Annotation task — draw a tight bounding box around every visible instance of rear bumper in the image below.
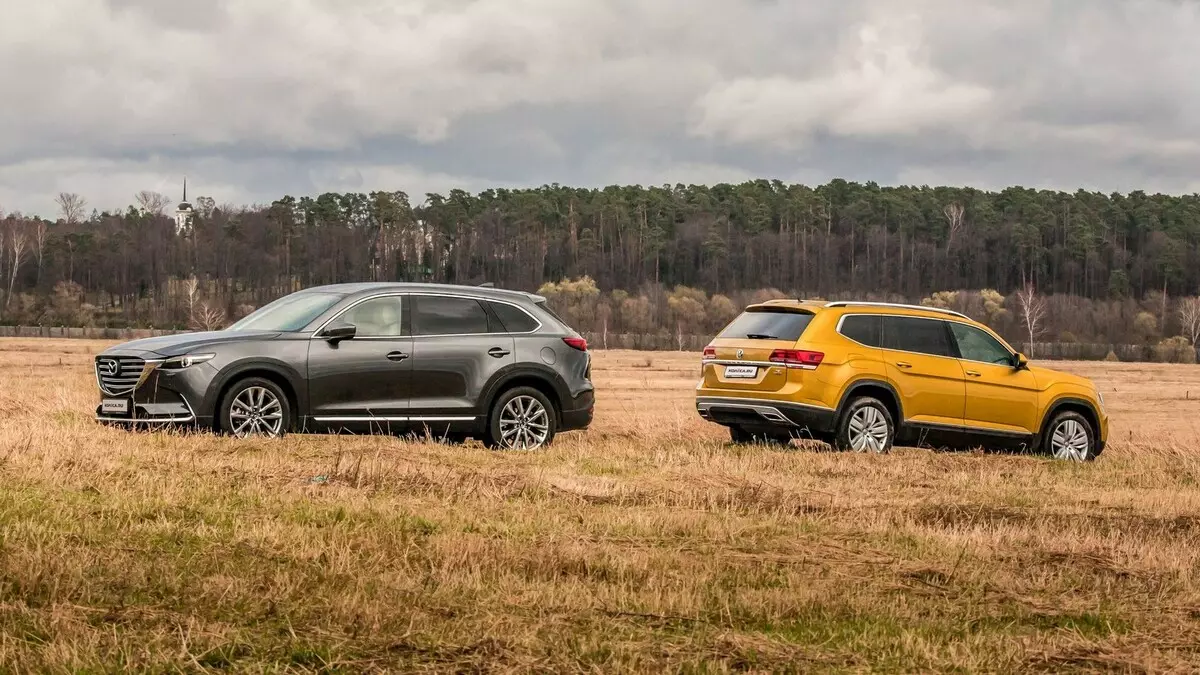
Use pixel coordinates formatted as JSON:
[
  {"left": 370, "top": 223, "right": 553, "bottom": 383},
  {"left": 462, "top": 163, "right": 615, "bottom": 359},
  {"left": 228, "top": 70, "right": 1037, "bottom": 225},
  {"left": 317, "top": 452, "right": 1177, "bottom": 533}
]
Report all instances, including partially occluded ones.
[
  {"left": 560, "top": 389, "right": 595, "bottom": 432},
  {"left": 696, "top": 396, "right": 837, "bottom": 435}
]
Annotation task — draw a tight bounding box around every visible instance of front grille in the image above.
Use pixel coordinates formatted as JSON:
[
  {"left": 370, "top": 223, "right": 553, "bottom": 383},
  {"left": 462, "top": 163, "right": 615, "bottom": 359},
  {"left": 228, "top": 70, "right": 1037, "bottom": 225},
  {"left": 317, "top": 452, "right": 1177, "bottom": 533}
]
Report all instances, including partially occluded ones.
[{"left": 96, "top": 356, "right": 147, "bottom": 395}]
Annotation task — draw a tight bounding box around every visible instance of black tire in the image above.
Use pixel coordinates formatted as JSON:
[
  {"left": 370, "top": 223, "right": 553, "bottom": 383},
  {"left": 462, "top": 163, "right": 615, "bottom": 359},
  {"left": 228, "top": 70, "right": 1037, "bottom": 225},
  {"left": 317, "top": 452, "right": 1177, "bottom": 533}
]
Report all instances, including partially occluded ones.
[
  {"left": 729, "top": 426, "right": 793, "bottom": 445},
  {"left": 833, "top": 396, "right": 894, "bottom": 453},
  {"left": 484, "top": 386, "right": 558, "bottom": 450},
  {"left": 1040, "top": 410, "right": 1100, "bottom": 462},
  {"left": 218, "top": 377, "right": 291, "bottom": 439}
]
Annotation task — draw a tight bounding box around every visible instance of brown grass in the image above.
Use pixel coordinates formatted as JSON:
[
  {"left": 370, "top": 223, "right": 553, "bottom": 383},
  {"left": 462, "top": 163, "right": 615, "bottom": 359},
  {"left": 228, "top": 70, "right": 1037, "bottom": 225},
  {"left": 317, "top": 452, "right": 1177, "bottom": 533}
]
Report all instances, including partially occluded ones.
[{"left": 2, "top": 338, "right": 1200, "bottom": 672}]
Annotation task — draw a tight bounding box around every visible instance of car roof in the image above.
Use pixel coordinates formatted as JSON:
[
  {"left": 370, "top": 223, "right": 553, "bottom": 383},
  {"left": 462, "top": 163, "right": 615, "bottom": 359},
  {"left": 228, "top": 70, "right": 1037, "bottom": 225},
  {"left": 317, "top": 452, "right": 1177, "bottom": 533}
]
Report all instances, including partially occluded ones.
[
  {"left": 748, "top": 298, "right": 972, "bottom": 322},
  {"left": 298, "top": 282, "right": 546, "bottom": 303}
]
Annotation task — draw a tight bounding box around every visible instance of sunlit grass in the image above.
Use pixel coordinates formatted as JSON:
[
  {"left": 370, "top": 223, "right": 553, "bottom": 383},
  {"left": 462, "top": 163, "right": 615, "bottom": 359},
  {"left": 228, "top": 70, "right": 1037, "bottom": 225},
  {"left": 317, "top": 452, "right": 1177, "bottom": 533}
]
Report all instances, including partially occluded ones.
[{"left": 1, "top": 339, "right": 1199, "bottom": 671}]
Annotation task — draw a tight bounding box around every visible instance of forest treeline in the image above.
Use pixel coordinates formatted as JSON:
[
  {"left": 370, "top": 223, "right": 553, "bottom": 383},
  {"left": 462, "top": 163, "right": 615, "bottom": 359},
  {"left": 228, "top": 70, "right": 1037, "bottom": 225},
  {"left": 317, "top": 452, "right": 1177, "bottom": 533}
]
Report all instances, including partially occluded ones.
[{"left": 0, "top": 180, "right": 1198, "bottom": 352}]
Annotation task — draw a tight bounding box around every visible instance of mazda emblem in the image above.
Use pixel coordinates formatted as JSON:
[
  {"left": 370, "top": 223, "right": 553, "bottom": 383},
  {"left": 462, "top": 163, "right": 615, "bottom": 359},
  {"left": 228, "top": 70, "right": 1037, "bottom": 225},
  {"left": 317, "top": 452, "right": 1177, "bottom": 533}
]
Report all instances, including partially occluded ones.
[
  {"left": 99, "top": 359, "right": 119, "bottom": 376},
  {"left": 736, "top": 349, "right": 744, "bottom": 359}
]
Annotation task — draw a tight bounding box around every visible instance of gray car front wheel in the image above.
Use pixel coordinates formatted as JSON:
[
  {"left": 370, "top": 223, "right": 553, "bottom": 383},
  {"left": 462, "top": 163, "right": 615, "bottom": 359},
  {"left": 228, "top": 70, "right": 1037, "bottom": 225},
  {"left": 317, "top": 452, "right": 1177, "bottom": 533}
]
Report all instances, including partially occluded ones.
[{"left": 220, "top": 377, "right": 290, "bottom": 439}]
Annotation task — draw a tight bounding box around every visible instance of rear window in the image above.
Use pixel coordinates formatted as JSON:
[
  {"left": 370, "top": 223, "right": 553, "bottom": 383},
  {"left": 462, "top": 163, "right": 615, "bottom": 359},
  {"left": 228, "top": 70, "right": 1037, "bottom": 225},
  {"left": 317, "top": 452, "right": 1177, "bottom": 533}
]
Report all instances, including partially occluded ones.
[
  {"left": 487, "top": 301, "right": 540, "bottom": 333},
  {"left": 839, "top": 314, "right": 882, "bottom": 347},
  {"left": 717, "top": 309, "right": 814, "bottom": 341},
  {"left": 536, "top": 301, "right": 568, "bottom": 327}
]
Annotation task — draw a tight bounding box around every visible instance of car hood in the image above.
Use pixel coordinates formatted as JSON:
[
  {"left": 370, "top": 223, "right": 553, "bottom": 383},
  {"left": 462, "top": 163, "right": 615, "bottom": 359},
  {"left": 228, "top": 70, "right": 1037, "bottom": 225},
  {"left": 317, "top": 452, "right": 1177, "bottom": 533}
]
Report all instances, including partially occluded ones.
[
  {"left": 1028, "top": 364, "right": 1094, "bottom": 392},
  {"left": 100, "top": 330, "right": 282, "bottom": 357}
]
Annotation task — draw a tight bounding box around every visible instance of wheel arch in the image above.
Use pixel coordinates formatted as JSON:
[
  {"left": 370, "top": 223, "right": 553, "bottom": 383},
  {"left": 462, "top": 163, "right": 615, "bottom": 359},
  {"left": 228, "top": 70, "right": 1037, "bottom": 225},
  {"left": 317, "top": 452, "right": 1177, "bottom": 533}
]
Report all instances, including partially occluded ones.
[
  {"left": 205, "top": 361, "right": 304, "bottom": 431},
  {"left": 1037, "top": 396, "right": 1101, "bottom": 451},
  {"left": 836, "top": 378, "right": 904, "bottom": 427},
  {"left": 480, "top": 364, "right": 569, "bottom": 424}
]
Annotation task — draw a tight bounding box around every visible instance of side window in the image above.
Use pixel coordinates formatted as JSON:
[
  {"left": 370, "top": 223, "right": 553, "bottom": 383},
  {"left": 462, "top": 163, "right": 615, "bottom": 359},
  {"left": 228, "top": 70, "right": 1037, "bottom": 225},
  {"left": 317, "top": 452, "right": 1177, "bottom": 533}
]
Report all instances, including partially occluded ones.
[
  {"left": 413, "top": 295, "right": 490, "bottom": 336},
  {"left": 949, "top": 322, "right": 1013, "bottom": 365},
  {"left": 340, "top": 296, "right": 406, "bottom": 337},
  {"left": 882, "top": 316, "right": 957, "bottom": 358},
  {"left": 487, "top": 301, "right": 539, "bottom": 333},
  {"left": 839, "top": 314, "right": 882, "bottom": 347}
]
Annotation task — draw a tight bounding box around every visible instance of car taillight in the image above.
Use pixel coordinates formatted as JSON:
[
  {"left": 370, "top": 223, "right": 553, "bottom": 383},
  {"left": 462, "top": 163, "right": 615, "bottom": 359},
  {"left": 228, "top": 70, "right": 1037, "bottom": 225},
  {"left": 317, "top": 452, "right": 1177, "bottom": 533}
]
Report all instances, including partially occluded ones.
[
  {"left": 563, "top": 336, "right": 587, "bottom": 351},
  {"left": 769, "top": 349, "right": 824, "bottom": 368},
  {"left": 702, "top": 346, "right": 716, "bottom": 361}
]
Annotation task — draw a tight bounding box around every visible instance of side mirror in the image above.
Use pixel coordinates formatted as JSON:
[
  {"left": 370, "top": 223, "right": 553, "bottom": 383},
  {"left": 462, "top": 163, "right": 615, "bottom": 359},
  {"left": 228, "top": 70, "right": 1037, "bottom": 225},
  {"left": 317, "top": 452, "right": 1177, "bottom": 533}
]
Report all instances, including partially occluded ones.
[
  {"left": 321, "top": 321, "right": 356, "bottom": 343},
  {"left": 1013, "top": 352, "right": 1028, "bottom": 370}
]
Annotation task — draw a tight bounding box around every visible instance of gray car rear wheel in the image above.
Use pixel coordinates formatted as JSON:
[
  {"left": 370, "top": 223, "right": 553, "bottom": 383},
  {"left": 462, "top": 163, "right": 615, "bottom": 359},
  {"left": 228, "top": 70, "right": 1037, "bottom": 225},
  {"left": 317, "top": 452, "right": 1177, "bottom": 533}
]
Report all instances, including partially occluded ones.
[{"left": 484, "top": 386, "right": 557, "bottom": 450}]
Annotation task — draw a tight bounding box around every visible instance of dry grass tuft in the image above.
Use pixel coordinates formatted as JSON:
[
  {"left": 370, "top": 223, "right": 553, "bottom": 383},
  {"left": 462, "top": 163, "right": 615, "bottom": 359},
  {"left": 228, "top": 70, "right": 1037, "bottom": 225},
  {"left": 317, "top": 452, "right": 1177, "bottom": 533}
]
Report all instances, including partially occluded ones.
[{"left": 2, "top": 340, "right": 1200, "bottom": 671}]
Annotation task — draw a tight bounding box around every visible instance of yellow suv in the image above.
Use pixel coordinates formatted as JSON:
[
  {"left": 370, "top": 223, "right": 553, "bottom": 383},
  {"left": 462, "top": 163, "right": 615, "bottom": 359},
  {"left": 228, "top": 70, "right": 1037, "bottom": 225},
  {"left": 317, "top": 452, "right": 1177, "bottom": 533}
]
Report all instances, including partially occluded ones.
[{"left": 696, "top": 300, "right": 1108, "bottom": 461}]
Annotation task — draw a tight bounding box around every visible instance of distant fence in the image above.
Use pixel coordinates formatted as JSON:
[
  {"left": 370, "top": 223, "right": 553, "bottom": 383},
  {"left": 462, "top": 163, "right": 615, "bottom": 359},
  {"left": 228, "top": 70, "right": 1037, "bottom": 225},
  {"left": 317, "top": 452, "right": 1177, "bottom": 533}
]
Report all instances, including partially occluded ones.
[
  {"left": 1, "top": 326, "right": 1196, "bottom": 363},
  {"left": 0, "top": 326, "right": 184, "bottom": 340},
  {"left": 578, "top": 332, "right": 1198, "bottom": 363}
]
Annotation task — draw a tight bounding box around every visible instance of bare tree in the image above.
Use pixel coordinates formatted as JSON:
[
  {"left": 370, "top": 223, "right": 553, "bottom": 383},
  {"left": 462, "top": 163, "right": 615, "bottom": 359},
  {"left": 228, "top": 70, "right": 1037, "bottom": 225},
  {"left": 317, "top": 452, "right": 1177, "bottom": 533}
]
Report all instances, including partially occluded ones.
[
  {"left": 193, "top": 302, "right": 226, "bottom": 331},
  {"left": 943, "top": 202, "right": 965, "bottom": 249},
  {"left": 135, "top": 191, "right": 170, "bottom": 215},
  {"left": 33, "top": 220, "right": 47, "bottom": 285},
  {"left": 184, "top": 275, "right": 225, "bottom": 330},
  {"left": 54, "top": 192, "right": 87, "bottom": 224},
  {"left": 1180, "top": 296, "right": 1200, "bottom": 346},
  {"left": 6, "top": 222, "right": 27, "bottom": 311},
  {"left": 1015, "top": 283, "right": 1046, "bottom": 357}
]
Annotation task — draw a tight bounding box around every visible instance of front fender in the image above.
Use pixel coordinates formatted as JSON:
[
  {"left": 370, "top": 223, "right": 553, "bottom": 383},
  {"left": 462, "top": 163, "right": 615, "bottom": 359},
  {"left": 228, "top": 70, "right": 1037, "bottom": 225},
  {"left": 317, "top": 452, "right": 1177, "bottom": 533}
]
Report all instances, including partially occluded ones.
[
  {"left": 1038, "top": 385, "right": 1107, "bottom": 441},
  {"left": 200, "top": 357, "right": 308, "bottom": 420}
]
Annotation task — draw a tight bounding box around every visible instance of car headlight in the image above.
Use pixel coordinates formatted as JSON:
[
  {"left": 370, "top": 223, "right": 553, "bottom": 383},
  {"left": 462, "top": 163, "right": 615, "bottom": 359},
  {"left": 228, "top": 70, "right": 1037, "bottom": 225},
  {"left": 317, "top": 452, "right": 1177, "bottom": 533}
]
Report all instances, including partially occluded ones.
[{"left": 161, "top": 353, "right": 216, "bottom": 370}]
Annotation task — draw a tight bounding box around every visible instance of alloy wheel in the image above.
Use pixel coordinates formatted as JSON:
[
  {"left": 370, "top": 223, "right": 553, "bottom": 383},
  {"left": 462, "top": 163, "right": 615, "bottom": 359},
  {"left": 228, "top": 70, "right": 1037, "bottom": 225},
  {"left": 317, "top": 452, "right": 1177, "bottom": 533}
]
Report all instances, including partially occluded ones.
[
  {"left": 848, "top": 406, "right": 889, "bottom": 453},
  {"left": 1050, "top": 419, "right": 1090, "bottom": 462},
  {"left": 229, "top": 386, "right": 284, "bottom": 438},
  {"left": 498, "top": 395, "right": 549, "bottom": 450}
]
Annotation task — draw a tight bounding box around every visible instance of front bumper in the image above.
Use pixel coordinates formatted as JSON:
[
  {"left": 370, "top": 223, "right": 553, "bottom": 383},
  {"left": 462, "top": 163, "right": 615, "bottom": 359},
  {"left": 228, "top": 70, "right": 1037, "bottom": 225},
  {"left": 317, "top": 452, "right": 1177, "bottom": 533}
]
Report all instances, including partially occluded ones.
[
  {"left": 696, "top": 396, "right": 838, "bottom": 436},
  {"left": 94, "top": 354, "right": 211, "bottom": 428}
]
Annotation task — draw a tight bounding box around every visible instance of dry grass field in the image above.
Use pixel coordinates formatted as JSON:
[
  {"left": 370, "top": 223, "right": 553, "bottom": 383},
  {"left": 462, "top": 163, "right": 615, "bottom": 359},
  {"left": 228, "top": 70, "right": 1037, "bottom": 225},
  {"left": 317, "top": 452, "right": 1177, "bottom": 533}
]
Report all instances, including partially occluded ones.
[{"left": 2, "top": 338, "right": 1200, "bottom": 672}]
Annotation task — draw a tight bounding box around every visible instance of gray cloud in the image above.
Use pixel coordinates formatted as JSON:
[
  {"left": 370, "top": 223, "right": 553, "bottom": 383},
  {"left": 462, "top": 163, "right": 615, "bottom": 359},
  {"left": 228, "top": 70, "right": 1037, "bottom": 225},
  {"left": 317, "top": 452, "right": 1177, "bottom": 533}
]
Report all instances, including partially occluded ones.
[{"left": 3, "top": 0, "right": 1200, "bottom": 218}]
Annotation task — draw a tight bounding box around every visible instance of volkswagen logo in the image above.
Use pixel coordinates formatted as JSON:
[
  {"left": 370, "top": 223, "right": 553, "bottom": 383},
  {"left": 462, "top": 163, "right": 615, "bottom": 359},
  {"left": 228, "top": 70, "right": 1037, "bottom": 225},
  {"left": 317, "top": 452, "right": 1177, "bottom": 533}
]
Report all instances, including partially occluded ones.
[
  {"left": 98, "top": 358, "right": 119, "bottom": 376},
  {"left": 736, "top": 349, "right": 744, "bottom": 360}
]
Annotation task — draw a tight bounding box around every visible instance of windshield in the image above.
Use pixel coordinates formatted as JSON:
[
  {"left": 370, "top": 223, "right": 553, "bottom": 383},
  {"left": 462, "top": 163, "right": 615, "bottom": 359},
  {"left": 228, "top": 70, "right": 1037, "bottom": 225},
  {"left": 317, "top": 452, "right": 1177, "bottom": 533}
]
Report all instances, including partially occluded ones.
[{"left": 227, "top": 292, "right": 344, "bottom": 332}]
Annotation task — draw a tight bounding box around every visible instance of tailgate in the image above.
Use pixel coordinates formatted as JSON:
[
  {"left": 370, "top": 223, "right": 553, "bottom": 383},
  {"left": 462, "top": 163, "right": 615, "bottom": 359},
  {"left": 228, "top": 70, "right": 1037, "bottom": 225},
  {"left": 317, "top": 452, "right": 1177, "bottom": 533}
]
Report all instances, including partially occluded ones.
[
  {"left": 703, "top": 338, "right": 797, "bottom": 392},
  {"left": 701, "top": 307, "right": 816, "bottom": 394}
]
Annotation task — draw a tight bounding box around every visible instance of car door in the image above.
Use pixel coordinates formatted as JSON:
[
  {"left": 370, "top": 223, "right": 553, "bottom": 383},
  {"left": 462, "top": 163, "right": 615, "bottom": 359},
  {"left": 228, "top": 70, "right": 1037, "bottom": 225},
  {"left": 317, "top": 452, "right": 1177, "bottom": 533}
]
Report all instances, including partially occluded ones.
[
  {"left": 880, "top": 315, "right": 966, "bottom": 431},
  {"left": 947, "top": 321, "right": 1040, "bottom": 437},
  {"left": 306, "top": 294, "right": 413, "bottom": 431},
  {"left": 407, "top": 293, "right": 515, "bottom": 424}
]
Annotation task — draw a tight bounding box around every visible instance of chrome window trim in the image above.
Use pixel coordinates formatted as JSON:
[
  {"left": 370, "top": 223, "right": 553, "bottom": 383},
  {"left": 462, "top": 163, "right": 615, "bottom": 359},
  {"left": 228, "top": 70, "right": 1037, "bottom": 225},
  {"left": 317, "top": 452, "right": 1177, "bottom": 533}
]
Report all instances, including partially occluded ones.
[
  {"left": 310, "top": 293, "right": 408, "bottom": 339},
  {"left": 834, "top": 313, "right": 960, "bottom": 362},
  {"left": 309, "top": 291, "right": 543, "bottom": 339},
  {"left": 409, "top": 292, "right": 543, "bottom": 338},
  {"left": 943, "top": 319, "right": 1019, "bottom": 367}
]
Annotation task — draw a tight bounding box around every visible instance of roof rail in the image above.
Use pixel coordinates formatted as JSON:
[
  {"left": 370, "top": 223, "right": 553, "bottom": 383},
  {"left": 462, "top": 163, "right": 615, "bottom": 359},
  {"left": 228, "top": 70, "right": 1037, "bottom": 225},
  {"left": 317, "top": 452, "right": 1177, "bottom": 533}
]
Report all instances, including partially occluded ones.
[{"left": 823, "top": 301, "right": 969, "bottom": 320}]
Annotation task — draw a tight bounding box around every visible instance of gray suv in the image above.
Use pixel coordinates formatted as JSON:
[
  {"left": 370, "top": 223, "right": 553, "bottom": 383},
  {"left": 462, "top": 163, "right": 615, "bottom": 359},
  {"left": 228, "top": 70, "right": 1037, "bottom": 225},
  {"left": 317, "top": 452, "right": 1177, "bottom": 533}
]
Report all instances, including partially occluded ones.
[{"left": 93, "top": 283, "right": 594, "bottom": 450}]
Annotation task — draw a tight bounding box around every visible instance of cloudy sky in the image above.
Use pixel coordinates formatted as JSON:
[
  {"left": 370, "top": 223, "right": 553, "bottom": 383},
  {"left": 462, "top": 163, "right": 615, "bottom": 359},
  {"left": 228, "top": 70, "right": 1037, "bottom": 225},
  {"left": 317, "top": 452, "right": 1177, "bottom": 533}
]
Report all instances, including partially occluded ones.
[{"left": 3, "top": 0, "right": 1200, "bottom": 218}]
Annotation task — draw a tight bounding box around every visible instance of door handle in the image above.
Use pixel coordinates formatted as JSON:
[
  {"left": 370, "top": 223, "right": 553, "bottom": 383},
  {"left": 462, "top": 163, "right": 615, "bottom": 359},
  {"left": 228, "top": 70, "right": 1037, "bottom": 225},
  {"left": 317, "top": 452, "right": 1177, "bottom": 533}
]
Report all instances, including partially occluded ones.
[
  {"left": 386, "top": 351, "right": 409, "bottom": 362},
  {"left": 487, "top": 347, "right": 511, "bottom": 358},
  {"left": 895, "top": 361, "right": 912, "bottom": 369},
  {"left": 965, "top": 370, "right": 982, "bottom": 377}
]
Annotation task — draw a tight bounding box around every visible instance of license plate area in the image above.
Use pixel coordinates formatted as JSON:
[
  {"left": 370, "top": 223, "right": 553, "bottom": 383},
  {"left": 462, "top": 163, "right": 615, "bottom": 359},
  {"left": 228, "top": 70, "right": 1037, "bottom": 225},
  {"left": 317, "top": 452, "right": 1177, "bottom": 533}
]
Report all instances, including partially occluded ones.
[
  {"left": 723, "top": 365, "right": 758, "bottom": 379},
  {"left": 101, "top": 399, "right": 130, "bottom": 416}
]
